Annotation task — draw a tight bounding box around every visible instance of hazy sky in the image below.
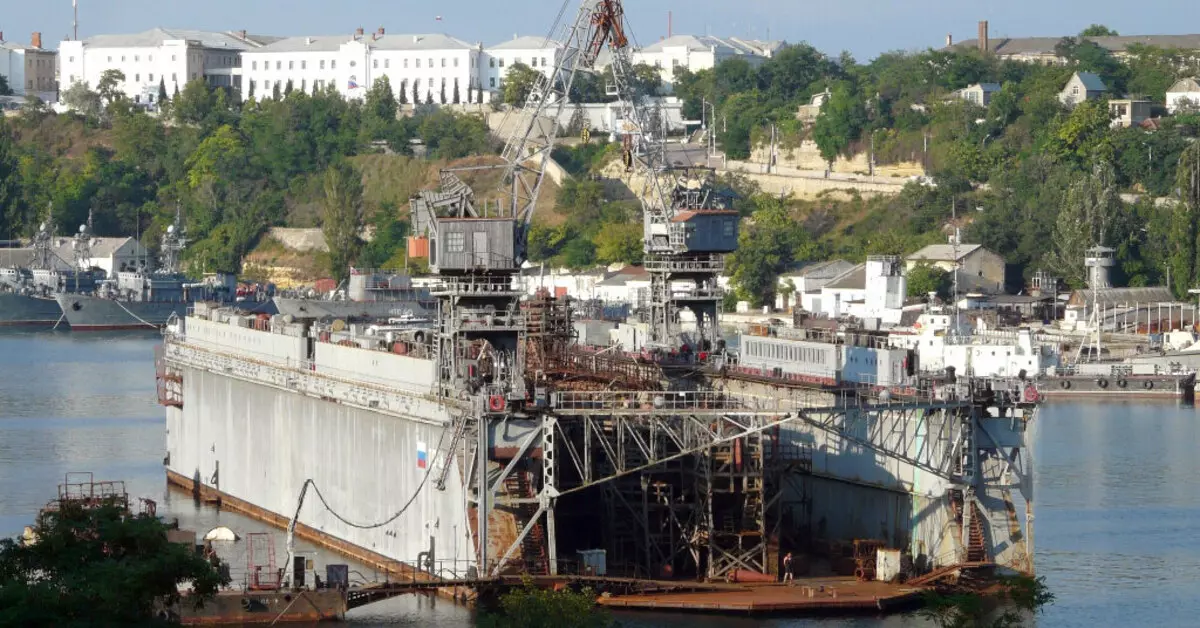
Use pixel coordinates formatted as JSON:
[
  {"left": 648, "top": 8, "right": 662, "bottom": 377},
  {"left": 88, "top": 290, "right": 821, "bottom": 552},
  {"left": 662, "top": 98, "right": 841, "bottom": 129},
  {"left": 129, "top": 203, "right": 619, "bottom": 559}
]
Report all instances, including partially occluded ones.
[{"left": 6, "top": 0, "right": 1190, "bottom": 59}]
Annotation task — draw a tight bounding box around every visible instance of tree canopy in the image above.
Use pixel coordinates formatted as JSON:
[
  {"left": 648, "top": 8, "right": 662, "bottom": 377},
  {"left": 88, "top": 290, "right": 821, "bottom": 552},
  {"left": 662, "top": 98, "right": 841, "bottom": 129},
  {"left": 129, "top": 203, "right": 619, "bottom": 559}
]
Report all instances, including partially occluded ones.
[{"left": 0, "top": 501, "right": 228, "bottom": 626}]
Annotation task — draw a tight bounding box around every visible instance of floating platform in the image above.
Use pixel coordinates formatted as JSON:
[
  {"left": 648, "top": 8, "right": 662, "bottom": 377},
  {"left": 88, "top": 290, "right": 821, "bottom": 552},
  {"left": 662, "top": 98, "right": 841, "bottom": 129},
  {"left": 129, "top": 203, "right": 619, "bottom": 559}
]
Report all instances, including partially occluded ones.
[
  {"left": 176, "top": 590, "right": 345, "bottom": 625},
  {"left": 597, "top": 577, "right": 925, "bottom": 615}
]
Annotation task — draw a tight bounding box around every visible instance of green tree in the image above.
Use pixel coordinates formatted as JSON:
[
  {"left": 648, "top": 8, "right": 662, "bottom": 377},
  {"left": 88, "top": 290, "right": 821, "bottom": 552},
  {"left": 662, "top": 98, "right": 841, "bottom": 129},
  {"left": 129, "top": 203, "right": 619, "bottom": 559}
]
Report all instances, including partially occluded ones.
[
  {"left": 398, "top": 80, "right": 408, "bottom": 105},
  {"left": 478, "top": 579, "right": 613, "bottom": 628},
  {"left": 0, "top": 75, "right": 11, "bottom": 96},
  {"left": 906, "top": 262, "right": 952, "bottom": 298},
  {"left": 61, "top": 83, "right": 103, "bottom": 121},
  {"left": 412, "top": 80, "right": 420, "bottom": 106},
  {"left": 173, "top": 80, "right": 216, "bottom": 127},
  {"left": 920, "top": 574, "right": 1054, "bottom": 628},
  {"left": 363, "top": 75, "right": 398, "bottom": 140},
  {"left": 728, "top": 196, "right": 814, "bottom": 305},
  {"left": 453, "top": 79, "right": 461, "bottom": 104},
  {"left": 359, "top": 204, "right": 410, "bottom": 268},
  {"left": 0, "top": 117, "right": 22, "bottom": 238},
  {"left": 96, "top": 69, "right": 126, "bottom": 106},
  {"left": 503, "top": 62, "right": 543, "bottom": 106},
  {"left": 1049, "top": 98, "right": 1114, "bottom": 167},
  {"left": 157, "top": 78, "right": 169, "bottom": 107},
  {"left": 593, "top": 222, "right": 643, "bottom": 265},
  {"left": 1047, "top": 163, "right": 1121, "bottom": 287},
  {"left": 813, "top": 84, "right": 867, "bottom": 166},
  {"left": 321, "top": 161, "right": 364, "bottom": 282},
  {"left": 0, "top": 501, "right": 227, "bottom": 626},
  {"left": 1080, "top": 24, "right": 1119, "bottom": 37},
  {"left": 417, "top": 110, "right": 490, "bottom": 159},
  {"left": 631, "top": 63, "right": 663, "bottom": 97}
]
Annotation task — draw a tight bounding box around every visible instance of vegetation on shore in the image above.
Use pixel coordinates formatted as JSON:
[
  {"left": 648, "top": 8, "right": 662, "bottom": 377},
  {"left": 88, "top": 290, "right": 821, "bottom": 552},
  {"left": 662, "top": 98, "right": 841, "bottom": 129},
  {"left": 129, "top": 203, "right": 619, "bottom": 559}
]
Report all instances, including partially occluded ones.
[{"left": 0, "top": 501, "right": 228, "bottom": 627}]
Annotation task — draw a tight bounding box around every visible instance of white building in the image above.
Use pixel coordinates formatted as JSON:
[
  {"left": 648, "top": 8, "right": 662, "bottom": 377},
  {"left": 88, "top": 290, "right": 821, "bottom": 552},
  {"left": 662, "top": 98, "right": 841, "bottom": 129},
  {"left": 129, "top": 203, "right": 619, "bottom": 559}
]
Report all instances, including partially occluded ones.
[
  {"left": 243, "top": 29, "right": 486, "bottom": 104},
  {"left": 59, "top": 29, "right": 276, "bottom": 105},
  {"left": 0, "top": 32, "right": 57, "bottom": 102},
  {"left": 631, "top": 35, "right": 785, "bottom": 86},
  {"left": 807, "top": 256, "right": 907, "bottom": 326},
  {"left": 1166, "top": 77, "right": 1200, "bottom": 114},
  {"left": 775, "top": 260, "right": 854, "bottom": 311},
  {"left": 484, "top": 35, "right": 561, "bottom": 93}
]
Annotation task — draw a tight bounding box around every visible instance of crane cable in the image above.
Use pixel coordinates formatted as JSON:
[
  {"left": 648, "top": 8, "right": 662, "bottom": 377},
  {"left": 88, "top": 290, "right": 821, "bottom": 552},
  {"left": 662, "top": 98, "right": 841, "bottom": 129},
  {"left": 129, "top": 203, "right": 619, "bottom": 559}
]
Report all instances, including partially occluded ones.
[{"left": 299, "top": 420, "right": 452, "bottom": 530}]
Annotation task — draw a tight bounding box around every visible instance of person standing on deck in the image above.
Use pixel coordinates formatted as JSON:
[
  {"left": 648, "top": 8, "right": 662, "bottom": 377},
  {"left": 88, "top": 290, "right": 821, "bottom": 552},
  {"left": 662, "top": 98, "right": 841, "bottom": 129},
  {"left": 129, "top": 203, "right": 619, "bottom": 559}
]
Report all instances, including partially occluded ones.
[{"left": 782, "top": 552, "right": 794, "bottom": 585}]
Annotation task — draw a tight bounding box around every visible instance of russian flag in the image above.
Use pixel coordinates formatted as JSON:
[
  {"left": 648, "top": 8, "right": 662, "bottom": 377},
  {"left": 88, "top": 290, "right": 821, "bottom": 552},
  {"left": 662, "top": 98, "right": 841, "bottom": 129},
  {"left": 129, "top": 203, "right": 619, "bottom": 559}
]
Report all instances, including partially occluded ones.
[
  {"left": 417, "top": 441, "right": 428, "bottom": 469},
  {"left": 348, "top": 78, "right": 359, "bottom": 90}
]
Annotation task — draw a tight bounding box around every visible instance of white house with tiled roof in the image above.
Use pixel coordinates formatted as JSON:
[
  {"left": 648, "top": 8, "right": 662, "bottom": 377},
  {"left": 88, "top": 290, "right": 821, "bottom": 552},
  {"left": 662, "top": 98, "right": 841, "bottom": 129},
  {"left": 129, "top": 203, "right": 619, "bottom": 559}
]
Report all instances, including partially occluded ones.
[
  {"left": 242, "top": 29, "right": 486, "bottom": 104},
  {"left": 1167, "top": 77, "right": 1200, "bottom": 114},
  {"left": 58, "top": 28, "right": 276, "bottom": 104},
  {"left": 484, "top": 35, "right": 562, "bottom": 93},
  {"left": 0, "top": 32, "right": 57, "bottom": 102}
]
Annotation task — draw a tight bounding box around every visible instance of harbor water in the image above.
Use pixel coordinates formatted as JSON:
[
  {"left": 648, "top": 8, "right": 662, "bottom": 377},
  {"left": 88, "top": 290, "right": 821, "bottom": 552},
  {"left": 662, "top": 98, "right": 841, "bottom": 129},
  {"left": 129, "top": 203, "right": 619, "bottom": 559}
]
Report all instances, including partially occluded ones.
[{"left": 1, "top": 330, "right": 1196, "bottom": 627}]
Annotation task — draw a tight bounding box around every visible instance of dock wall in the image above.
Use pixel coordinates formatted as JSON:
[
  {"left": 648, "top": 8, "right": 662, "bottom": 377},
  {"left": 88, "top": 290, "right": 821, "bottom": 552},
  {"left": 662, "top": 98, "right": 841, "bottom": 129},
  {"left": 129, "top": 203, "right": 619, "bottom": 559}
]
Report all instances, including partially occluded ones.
[{"left": 166, "top": 366, "right": 473, "bottom": 573}]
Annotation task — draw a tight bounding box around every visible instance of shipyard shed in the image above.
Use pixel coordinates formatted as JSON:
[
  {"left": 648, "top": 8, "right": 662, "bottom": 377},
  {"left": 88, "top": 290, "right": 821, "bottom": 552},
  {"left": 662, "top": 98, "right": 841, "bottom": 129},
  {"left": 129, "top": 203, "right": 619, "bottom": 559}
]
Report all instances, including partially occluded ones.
[
  {"left": 431, "top": 218, "right": 517, "bottom": 272},
  {"left": 669, "top": 210, "right": 739, "bottom": 253}
]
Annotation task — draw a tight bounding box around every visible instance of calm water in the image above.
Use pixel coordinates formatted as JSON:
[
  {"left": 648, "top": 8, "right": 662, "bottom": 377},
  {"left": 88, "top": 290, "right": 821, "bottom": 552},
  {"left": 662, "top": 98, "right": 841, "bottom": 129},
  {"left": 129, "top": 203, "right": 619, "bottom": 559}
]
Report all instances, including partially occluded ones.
[{"left": 1, "top": 330, "right": 1195, "bottom": 627}]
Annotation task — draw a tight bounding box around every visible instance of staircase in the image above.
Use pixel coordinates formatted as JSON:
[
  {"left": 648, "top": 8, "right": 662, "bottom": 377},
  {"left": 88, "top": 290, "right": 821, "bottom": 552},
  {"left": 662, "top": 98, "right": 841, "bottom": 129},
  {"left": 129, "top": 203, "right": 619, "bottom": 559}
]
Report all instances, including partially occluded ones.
[
  {"left": 948, "top": 489, "right": 988, "bottom": 563},
  {"left": 504, "top": 471, "right": 548, "bottom": 575}
]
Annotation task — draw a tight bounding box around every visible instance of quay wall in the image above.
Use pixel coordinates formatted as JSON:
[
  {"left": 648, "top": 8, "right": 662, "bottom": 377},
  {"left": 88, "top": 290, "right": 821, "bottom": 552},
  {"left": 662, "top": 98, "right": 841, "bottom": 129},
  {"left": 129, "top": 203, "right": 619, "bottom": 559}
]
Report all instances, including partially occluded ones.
[{"left": 166, "top": 366, "right": 474, "bottom": 572}]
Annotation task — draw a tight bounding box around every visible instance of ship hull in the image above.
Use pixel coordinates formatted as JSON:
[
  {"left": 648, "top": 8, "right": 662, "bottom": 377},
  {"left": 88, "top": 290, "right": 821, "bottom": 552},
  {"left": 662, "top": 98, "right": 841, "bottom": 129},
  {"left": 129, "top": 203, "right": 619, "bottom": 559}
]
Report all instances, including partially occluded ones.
[
  {"left": 0, "top": 293, "right": 62, "bottom": 326},
  {"left": 273, "top": 297, "right": 433, "bottom": 321},
  {"left": 56, "top": 294, "right": 187, "bottom": 330}
]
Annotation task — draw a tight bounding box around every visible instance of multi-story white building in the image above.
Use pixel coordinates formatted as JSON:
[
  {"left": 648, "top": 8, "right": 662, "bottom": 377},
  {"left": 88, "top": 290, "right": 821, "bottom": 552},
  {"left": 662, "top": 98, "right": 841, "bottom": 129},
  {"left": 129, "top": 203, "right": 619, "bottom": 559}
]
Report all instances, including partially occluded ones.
[
  {"left": 0, "top": 32, "right": 57, "bottom": 102},
  {"left": 483, "top": 35, "right": 561, "bottom": 92},
  {"left": 631, "top": 35, "right": 785, "bottom": 86},
  {"left": 243, "top": 29, "right": 486, "bottom": 104},
  {"left": 59, "top": 28, "right": 276, "bottom": 105}
]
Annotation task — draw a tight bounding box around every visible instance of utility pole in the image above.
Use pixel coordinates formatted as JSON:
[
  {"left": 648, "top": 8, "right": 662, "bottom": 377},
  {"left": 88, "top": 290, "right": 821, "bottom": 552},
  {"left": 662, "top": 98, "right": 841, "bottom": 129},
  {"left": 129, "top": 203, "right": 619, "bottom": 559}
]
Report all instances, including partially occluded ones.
[{"left": 73, "top": 0, "right": 78, "bottom": 41}]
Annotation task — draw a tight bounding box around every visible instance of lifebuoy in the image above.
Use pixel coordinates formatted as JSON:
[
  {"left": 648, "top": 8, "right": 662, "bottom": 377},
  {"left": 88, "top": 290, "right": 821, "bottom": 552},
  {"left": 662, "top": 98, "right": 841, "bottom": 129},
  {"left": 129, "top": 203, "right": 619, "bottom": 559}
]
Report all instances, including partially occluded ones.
[
  {"left": 488, "top": 395, "right": 506, "bottom": 412},
  {"left": 1097, "top": 379, "right": 1109, "bottom": 389},
  {"left": 1117, "top": 379, "right": 1128, "bottom": 389},
  {"left": 1060, "top": 380, "right": 1071, "bottom": 390},
  {"left": 1023, "top": 386, "right": 1040, "bottom": 403},
  {"left": 1144, "top": 380, "right": 1155, "bottom": 390}
]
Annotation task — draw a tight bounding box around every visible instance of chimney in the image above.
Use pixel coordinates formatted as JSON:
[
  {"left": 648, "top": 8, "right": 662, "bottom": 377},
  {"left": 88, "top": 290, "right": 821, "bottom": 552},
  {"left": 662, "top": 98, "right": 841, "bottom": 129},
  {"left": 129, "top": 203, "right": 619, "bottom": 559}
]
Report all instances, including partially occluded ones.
[
  {"left": 305, "top": 37, "right": 313, "bottom": 46},
  {"left": 946, "top": 33, "right": 953, "bottom": 47},
  {"left": 31, "top": 32, "right": 42, "bottom": 49},
  {"left": 239, "top": 29, "right": 247, "bottom": 40},
  {"left": 978, "top": 20, "right": 989, "bottom": 54},
  {"left": 668, "top": 11, "right": 673, "bottom": 38}
]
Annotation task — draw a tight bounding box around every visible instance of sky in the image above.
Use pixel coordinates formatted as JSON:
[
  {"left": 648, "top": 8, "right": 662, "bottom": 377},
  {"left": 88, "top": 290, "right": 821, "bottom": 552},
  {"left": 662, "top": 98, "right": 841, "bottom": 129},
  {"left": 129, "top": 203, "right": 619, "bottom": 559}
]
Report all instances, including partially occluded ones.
[{"left": 4, "top": 0, "right": 1195, "bottom": 60}]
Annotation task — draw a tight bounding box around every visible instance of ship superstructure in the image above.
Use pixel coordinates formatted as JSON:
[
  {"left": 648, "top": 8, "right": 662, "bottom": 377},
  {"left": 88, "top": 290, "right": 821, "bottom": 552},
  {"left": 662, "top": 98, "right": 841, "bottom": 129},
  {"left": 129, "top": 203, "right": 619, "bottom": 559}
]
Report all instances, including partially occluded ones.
[{"left": 159, "top": 0, "right": 1039, "bottom": 594}]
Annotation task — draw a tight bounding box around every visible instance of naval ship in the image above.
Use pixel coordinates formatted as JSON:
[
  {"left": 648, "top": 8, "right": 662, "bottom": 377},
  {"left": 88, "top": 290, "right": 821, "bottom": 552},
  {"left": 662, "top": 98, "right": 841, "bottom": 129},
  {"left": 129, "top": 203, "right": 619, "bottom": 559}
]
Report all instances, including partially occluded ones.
[
  {"left": 271, "top": 269, "right": 435, "bottom": 321},
  {"left": 0, "top": 218, "right": 102, "bottom": 326},
  {"left": 156, "top": 0, "right": 1038, "bottom": 599},
  {"left": 57, "top": 209, "right": 237, "bottom": 330}
]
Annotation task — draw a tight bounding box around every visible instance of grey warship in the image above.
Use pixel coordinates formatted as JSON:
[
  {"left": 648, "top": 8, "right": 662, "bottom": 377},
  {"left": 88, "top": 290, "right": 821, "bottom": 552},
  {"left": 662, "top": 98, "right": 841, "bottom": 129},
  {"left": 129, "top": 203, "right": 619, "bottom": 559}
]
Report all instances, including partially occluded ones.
[
  {"left": 57, "top": 209, "right": 233, "bottom": 330},
  {"left": 271, "top": 269, "right": 435, "bottom": 321},
  {"left": 0, "top": 217, "right": 101, "bottom": 327}
]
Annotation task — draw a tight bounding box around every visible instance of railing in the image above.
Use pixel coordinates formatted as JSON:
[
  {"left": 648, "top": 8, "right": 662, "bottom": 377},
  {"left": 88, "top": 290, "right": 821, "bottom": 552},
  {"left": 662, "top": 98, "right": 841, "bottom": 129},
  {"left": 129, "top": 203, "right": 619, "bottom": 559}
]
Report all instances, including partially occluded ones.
[
  {"left": 430, "top": 276, "right": 523, "bottom": 295},
  {"left": 549, "top": 386, "right": 964, "bottom": 416}
]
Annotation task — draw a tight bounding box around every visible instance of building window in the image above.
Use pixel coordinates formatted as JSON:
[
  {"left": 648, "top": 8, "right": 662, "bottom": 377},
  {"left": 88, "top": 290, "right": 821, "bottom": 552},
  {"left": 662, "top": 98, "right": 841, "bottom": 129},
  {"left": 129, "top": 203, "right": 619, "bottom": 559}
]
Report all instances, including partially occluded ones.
[
  {"left": 404, "top": 58, "right": 408, "bottom": 68},
  {"left": 447, "top": 232, "right": 465, "bottom": 253},
  {"left": 275, "top": 61, "right": 280, "bottom": 70},
  {"left": 416, "top": 58, "right": 421, "bottom": 68},
  {"left": 530, "top": 58, "right": 537, "bottom": 67},
  {"left": 428, "top": 57, "right": 433, "bottom": 68},
  {"left": 135, "top": 55, "right": 140, "bottom": 62},
  {"left": 149, "top": 94, "right": 155, "bottom": 103},
  {"left": 301, "top": 79, "right": 306, "bottom": 91},
  {"left": 490, "top": 77, "right": 496, "bottom": 88},
  {"left": 441, "top": 58, "right": 446, "bottom": 67},
  {"left": 453, "top": 58, "right": 459, "bottom": 67},
  {"left": 301, "top": 60, "right": 307, "bottom": 69},
  {"left": 541, "top": 56, "right": 547, "bottom": 66},
  {"left": 149, "top": 55, "right": 153, "bottom": 62},
  {"left": 149, "top": 73, "right": 154, "bottom": 81},
  {"left": 489, "top": 58, "right": 495, "bottom": 68},
  {"left": 320, "top": 60, "right": 325, "bottom": 69},
  {"left": 498, "top": 58, "right": 505, "bottom": 68},
  {"left": 350, "top": 60, "right": 356, "bottom": 67},
  {"left": 723, "top": 220, "right": 734, "bottom": 237},
  {"left": 289, "top": 61, "right": 294, "bottom": 70},
  {"left": 172, "top": 55, "right": 176, "bottom": 61},
  {"left": 331, "top": 60, "right": 337, "bottom": 69},
  {"left": 385, "top": 59, "right": 390, "bottom": 68},
  {"left": 1072, "top": 85, "right": 1079, "bottom": 96},
  {"left": 121, "top": 56, "right": 126, "bottom": 62},
  {"left": 252, "top": 61, "right": 257, "bottom": 70},
  {"left": 264, "top": 80, "right": 271, "bottom": 90},
  {"left": 135, "top": 73, "right": 140, "bottom": 82},
  {"left": 373, "top": 59, "right": 378, "bottom": 69},
  {"left": 192, "top": 72, "right": 197, "bottom": 80},
  {"left": 107, "top": 56, "right": 112, "bottom": 62}
]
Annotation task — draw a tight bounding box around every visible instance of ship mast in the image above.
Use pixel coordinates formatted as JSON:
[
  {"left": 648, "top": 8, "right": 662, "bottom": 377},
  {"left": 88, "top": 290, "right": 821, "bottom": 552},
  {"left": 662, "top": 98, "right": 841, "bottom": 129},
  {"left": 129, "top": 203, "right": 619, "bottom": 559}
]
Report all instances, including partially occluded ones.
[
  {"left": 31, "top": 202, "right": 54, "bottom": 271},
  {"left": 159, "top": 204, "right": 187, "bottom": 275}
]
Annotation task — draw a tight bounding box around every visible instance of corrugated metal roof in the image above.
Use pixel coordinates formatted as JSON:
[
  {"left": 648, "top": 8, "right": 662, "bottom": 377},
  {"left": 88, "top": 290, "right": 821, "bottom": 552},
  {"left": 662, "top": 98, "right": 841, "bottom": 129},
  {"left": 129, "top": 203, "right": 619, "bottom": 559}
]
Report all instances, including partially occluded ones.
[
  {"left": 951, "top": 34, "right": 1200, "bottom": 56},
  {"left": 1168, "top": 77, "right": 1200, "bottom": 93},
  {"left": 782, "top": 259, "right": 854, "bottom": 280},
  {"left": 487, "top": 35, "right": 560, "bottom": 51},
  {"left": 907, "top": 243, "right": 984, "bottom": 262},
  {"left": 1069, "top": 287, "right": 1174, "bottom": 307},
  {"left": 81, "top": 28, "right": 271, "bottom": 50},
  {"left": 823, "top": 263, "right": 866, "bottom": 291},
  {"left": 252, "top": 33, "right": 474, "bottom": 54},
  {"left": 639, "top": 35, "right": 772, "bottom": 57},
  {"left": 1074, "top": 72, "right": 1108, "bottom": 92}
]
